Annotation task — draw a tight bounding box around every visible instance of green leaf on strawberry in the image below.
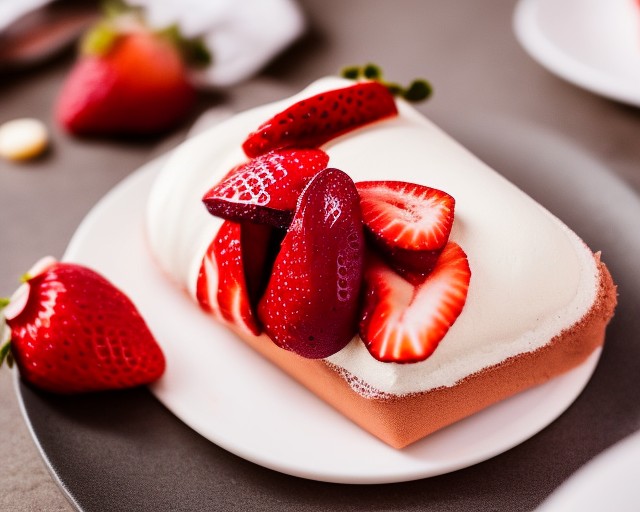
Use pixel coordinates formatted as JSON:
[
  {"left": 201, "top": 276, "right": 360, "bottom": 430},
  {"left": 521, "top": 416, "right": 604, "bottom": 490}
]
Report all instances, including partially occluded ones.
[
  {"left": 0, "top": 298, "right": 10, "bottom": 367},
  {"left": 0, "top": 340, "right": 13, "bottom": 368},
  {"left": 158, "top": 24, "right": 212, "bottom": 69},
  {"left": 362, "top": 63, "right": 382, "bottom": 80},
  {"left": 404, "top": 79, "right": 433, "bottom": 102},
  {"left": 81, "top": 22, "right": 120, "bottom": 56},
  {"left": 0, "top": 337, "right": 9, "bottom": 365},
  {"left": 341, "top": 66, "right": 360, "bottom": 80},
  {"left": 340, "top": 63, "right": 433, "bottom": 102},
  {"left": 80, "top": 2, "right": 211, "bottom": 67}
]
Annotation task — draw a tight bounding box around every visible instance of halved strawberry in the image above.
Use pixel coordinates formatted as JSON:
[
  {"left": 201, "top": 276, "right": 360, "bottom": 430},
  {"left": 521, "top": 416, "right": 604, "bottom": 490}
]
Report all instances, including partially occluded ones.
[
  {"left": 356, "top": 181, "right": 455, "bottom": 277},
  {"left": 242, "top": 82, "right": 398, "bottom": 158},
  {"left": 258, "top": 168, "right": 365, "bottom": 359},
  {"left": 196, "top": 221, "right": 281, "bottom": 336},
  {"left": 202, "top": 148, "right": 329, "bottom": 229},
  {"left": 359, "top": 242, "right": 470, "bottom": 363}
]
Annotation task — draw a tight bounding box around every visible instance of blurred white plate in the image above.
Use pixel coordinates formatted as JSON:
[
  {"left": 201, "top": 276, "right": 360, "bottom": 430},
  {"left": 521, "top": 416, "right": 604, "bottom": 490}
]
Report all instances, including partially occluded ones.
[
  {"left": 538, "top": 429, "right": 640, "bottom": 511},
  {"left": 514, "top": 0, "right": 640, "bottom": 106}
]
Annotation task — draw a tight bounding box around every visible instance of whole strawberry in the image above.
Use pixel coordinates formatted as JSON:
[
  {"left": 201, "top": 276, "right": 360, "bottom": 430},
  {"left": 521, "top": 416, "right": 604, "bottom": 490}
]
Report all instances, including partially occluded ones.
[
  {"left": 55, "top": 8, "right": 209, "bottom": 136},
  {"left": 0, "top": 258, "right": 165, "bottom": 393}
]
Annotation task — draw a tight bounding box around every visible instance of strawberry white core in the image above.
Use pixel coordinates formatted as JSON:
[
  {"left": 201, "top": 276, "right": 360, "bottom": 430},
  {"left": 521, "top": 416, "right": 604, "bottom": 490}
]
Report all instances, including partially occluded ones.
[
  {"left": 358, "top": 182, "right": 454, "bottom": 249},
  {"left": 146, "top": 78, "right": 600, "bottom": 396}
]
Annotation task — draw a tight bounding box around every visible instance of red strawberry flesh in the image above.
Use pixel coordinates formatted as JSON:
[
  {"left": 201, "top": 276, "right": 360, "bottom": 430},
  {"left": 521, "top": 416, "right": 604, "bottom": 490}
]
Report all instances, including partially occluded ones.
[
  {"left": 202, "top": 149, "right": 329, "bottom": 228},
  {"left": 258, "top": 168, "right": 365, "bottom": 358},
  {"left": 5, "top": 262, "right": 165, "bottom": 393},
  {"left": 359, "top": 242, "right": 470, "bottom": 363},
  {"left": 241, "top": 223, "right": 286, "bottom": 309},
  {"left": 196, "top": 221, "right": 282, "bottom": 336},
  {"left": 213, "top": 221, "right": 261, "bottom": 335},
  {"left": 357, "top": 181, "right": 455, "bottom": 276},
  {"left": 242, "top": 82, "right": 398, "bottom": 158}
]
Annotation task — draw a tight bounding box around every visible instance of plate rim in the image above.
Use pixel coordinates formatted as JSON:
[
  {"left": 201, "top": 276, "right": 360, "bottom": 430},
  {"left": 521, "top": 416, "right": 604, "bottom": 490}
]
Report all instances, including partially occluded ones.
[{"left": 513, "top": 0, "right": 640, "bottom": 107}]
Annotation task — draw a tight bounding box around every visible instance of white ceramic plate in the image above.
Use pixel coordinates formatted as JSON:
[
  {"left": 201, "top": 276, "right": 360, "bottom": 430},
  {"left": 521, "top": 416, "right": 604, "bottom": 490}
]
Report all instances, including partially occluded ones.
[
  {"left": 63, "top": 155, "right": 601, "bottom": 485},
  {"left": 514, "top": 0, "right": 640, "bottom": 106},
  {"left": 538, "top": 429, "right": 640, "bottom": 511}
]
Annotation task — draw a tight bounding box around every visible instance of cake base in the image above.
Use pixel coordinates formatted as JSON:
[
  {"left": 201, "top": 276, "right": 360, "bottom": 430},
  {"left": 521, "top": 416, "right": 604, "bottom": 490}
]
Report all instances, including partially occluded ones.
[{"left": 232, "top": 256, "right": 616, "bottom": 448}]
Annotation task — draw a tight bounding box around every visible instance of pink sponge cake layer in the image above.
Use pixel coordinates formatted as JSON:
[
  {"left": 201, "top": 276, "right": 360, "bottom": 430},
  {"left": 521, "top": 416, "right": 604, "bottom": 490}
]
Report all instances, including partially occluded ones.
[
  {"left": 233, "top": 256, "right": 614, "bottom": 448},
  {"left": 146, "top": 77, "right": 617, "bottom": 448}
]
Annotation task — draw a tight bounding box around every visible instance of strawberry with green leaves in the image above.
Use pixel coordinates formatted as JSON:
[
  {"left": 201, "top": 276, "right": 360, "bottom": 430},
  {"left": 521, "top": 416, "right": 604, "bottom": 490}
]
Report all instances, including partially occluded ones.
[
  {"left": 241, "top": 64, "right": 432, "bottom": 158},
  {"left": 1, "top": 258, "right": 165, "bottom": 393},
  {"left": 55, "top": 5, "right": 210, "bottom": 136}
]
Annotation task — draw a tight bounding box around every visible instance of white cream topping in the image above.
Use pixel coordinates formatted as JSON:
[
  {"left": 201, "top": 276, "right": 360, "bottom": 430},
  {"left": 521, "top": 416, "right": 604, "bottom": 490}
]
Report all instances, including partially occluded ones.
[{"left": 146, "top": 77, "right": 599, "bottom": 396}]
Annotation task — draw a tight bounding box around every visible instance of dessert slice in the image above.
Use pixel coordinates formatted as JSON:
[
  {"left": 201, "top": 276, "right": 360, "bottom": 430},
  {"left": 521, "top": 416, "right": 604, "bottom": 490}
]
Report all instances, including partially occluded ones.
[{"left": 146, "top": 77, "right": 616, "bottom": 448}]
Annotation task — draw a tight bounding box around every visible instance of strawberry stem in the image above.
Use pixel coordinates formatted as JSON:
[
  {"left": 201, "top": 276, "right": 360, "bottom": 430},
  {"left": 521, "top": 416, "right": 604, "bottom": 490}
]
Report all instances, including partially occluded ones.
[
  {"left": 81, "top": 22, "right": 120, "bottom": 56},
  {"left": 385, "top": 82, "right": 405, "bottom": 96},
  {"left": 158, "top": 24, "right": 212, "bottom": 68},
  {"left": 80, "top": 1, "right": 212, "bottom": 67},
  {"left": 81, "top": 0, "right": 139, "bottom": 56},
  {"left": 340, "top": 63, "right": 432, "bottom": 103}
]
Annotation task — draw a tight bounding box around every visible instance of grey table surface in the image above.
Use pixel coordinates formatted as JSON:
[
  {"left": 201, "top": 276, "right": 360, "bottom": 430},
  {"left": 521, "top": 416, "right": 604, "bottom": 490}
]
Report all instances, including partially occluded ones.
[{"left": 1, "top": 0, "right": 639, "bottom": 510}]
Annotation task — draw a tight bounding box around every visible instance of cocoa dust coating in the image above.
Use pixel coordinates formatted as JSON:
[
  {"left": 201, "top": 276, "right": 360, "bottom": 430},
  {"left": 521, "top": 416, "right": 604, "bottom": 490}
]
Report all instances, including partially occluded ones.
[{"left": 237, "top": 255, "right": 617, "bottom": 449}]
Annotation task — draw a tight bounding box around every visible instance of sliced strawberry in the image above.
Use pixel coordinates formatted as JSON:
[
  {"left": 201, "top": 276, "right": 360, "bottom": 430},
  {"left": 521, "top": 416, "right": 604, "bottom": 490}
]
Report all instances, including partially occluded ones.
[
  {"left": 214, "top": 222, "right": 261, "bottom": 336},
  {"left": 202, "top": 148, "right": 329, "bottom": 228},
  {"left": 258, "top": 168, "right": 365, "bottom": 359},
  {"left": 196, "top": 221, "right": 280, "bottom": 336},
  {"left": 359, "top": 242, "right": 470, "bottom": 363},
  {"left": 196, "top": 240, "right": 221, "bottom": 318},
  {"left": 356, "top": 181, "right": 455, "bottom": 276},
  {"left": 2, "top": 259, "right": 165, "bottom": 393},
  {"left": 242, "top": 82, "right": 398, "bottom": 158}
]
